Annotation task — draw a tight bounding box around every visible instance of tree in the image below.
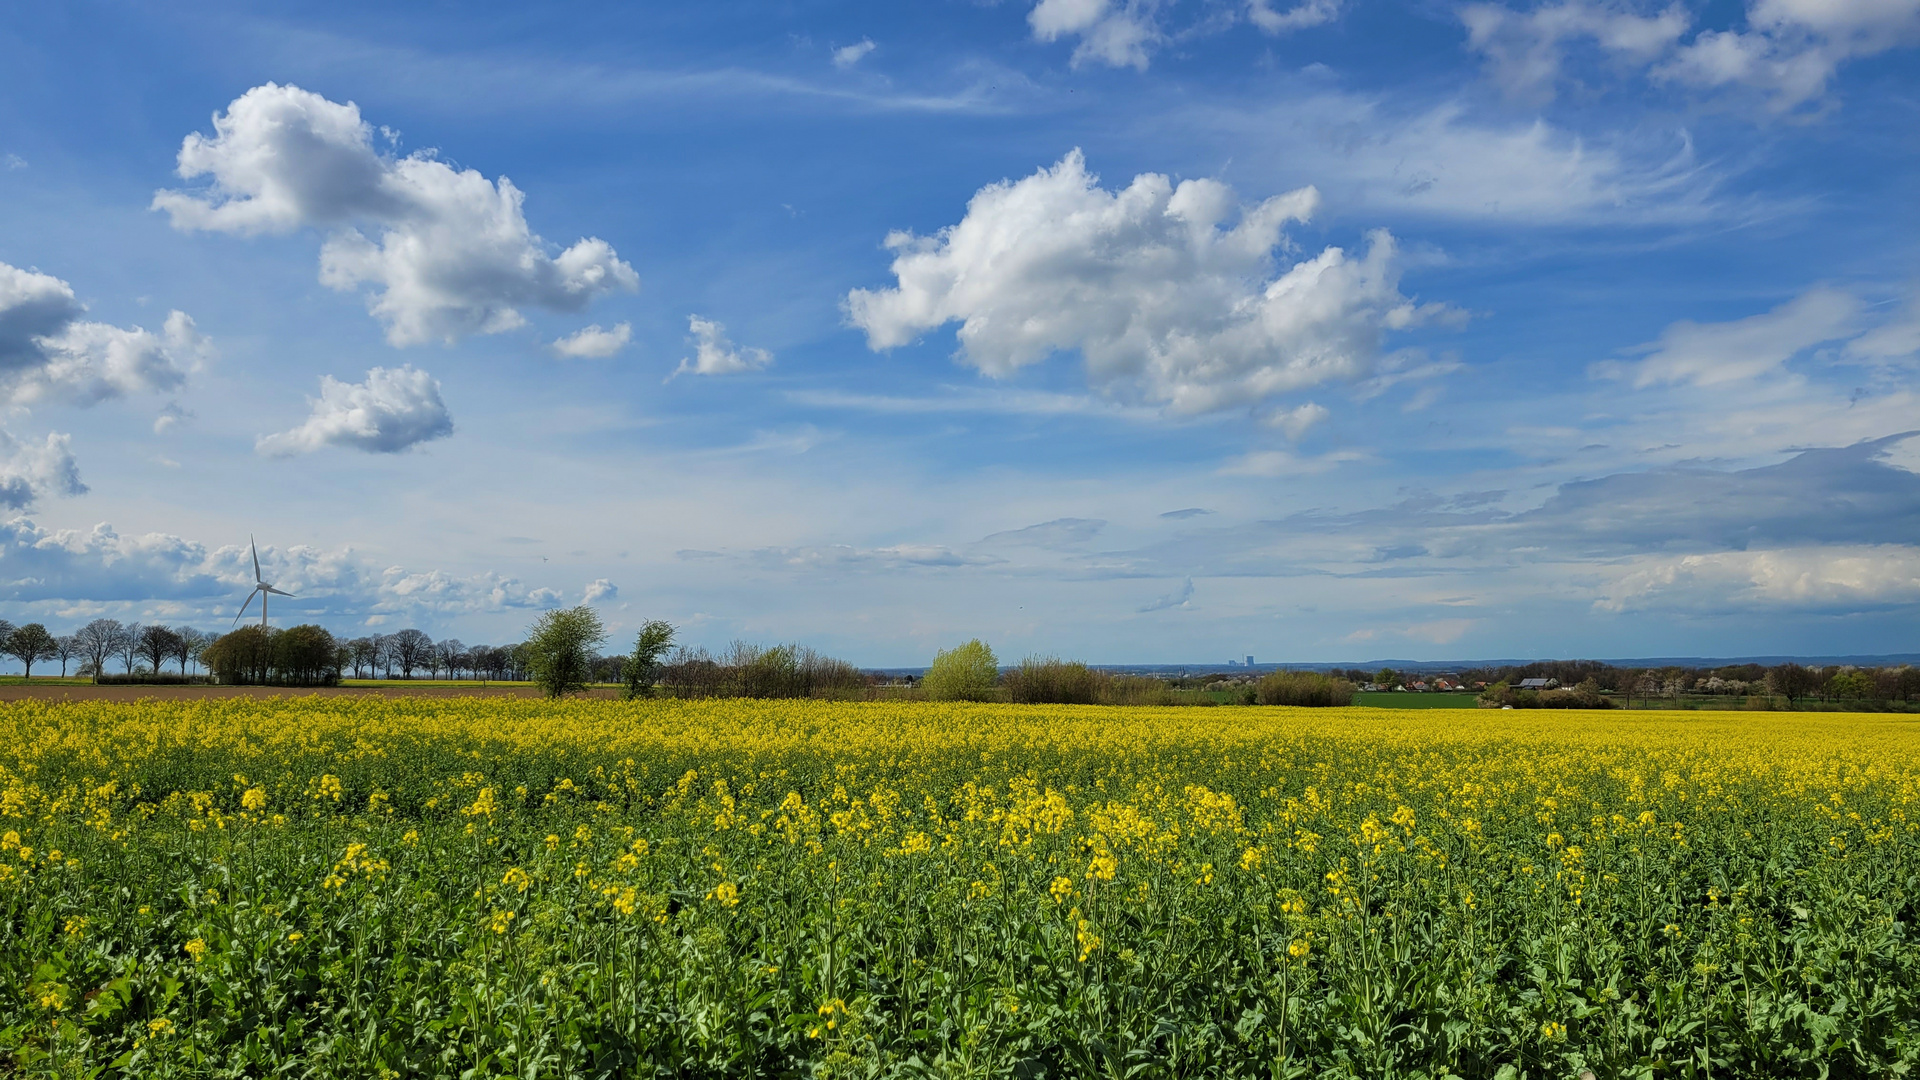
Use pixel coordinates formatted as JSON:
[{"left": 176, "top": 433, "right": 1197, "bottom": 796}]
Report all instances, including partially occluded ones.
[
  {"left": 138, "top": 624, "right": 181, "bottom": 675},
  {"left": 1827, "top": 670, "right": 1876, "bottom": 700},
  {"left": 387, "top": 629, "right": 433, "bottom": 679},
  {"left": 175, "top": 628, "right": 209, "bottom": 674},
  {"left": 6, "top": 624, "right": 57, "bottom": 678},
  {"left": 439, "top": 639, "right": 467, "bottom": 680},
  {"left": 1766, "top": 663, "right": 1820, "bottom": 704},
  {"left": 273, "top": 625, "right": 339, "bottom": 686},
  {"left": 203, "top": 627, "right": 274, "bottom": 685},
  {"left": 924, "top": 639, "right": 999, "bottom": 701},
  {"left": 524, "top": 606, "right": 606, "bottom": 698},
  {"left": 621, "top": 621, "right": 677, "bottom": 699},
  {"left": 346, "top": 637, "right": 376, "bottom": 679},
  {"left": 52, "top": 635, "right": 77, "bottom": 677},
  {"left": 116, "top": 622, "right": 142, "bottom": 674},
  {"left": 74, "top": 619, "right": 121, "bottom": 681}
]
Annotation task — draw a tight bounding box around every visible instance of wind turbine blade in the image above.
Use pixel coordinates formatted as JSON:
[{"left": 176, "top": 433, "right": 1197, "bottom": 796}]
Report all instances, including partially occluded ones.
[
  {"left": 232, "top": 588, "right": 259, "bottom": 626},
  {"left": 263, "top": 586, "right": 295, "bottom": 597},
  {"left": 251, "top": 536, "right": 262, "bottom": 584}
]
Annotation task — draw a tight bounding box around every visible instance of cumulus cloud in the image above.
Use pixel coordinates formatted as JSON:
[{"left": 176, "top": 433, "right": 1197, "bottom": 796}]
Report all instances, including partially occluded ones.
[
  {"left": 1462, "top": 0, "right": 1920, "bottom": 111},
  {"left": 1597, "top": 287, "right": 1861, "bottom": 387},
  {"left": 0, "top": 432, "right": 85, "bottom": 510},
  {"left": 833, "top": 38, "right": 877, "bottom": 67},
  {"left": 154, "top": 83, "right": 638, "bottom": 345},
  {"left": 847, "top": 151, "right": 1452, "bottom": 416},
  {"left": 0, "top": 261, "right": 202, "bottom": 406},
  {"left": 1029, "top": 0, "right": 1162, "bottom": 68},
  {"left": 583, "top": 578, "right": 618, "bottom": 603},
  {"left": 670, "top": 316, "right": 772, "bottom": 379},
  {"left": 551, "top": 322, "right": 632, "bottom": 359},
  {"left": 0, "top": 517, "right": 569, "bottom": 624},
  {"left": 257, "top": 365, "right": 454, "bottom": 456},
  {"left": 1598, "top": 545, "right": 1920, "bottom": 612}
]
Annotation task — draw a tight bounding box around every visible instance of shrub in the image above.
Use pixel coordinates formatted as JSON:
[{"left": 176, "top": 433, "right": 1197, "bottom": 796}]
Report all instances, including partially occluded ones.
[
  {"left": 1004, "top": 657, "right": 1100, "bottom": 704},
  {"left": 924, "top": 640, "right": 999, "bottom": 701},
  {"left": 1479, "top": 677, "right": 1612, "bottom": 709},
  {"left": 1255, "top": 670, "right": 1355, "bottom": 707},
  {"left": 93, "top": 673, "right": 215, "bottom": 686}
]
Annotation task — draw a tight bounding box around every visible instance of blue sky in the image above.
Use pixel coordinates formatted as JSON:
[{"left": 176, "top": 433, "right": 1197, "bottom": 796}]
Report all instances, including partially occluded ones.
[{"left": 0, "top": 0, "right": 1916, "bottom": 664}]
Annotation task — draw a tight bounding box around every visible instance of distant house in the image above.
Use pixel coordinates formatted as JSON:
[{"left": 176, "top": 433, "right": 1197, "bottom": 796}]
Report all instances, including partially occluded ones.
[
  {"left": 1409, "top": 680, "right": 1430, "bottom": 692},
  {"left": 1517, "top": 677, "right": 1559, "bottom": 690}
]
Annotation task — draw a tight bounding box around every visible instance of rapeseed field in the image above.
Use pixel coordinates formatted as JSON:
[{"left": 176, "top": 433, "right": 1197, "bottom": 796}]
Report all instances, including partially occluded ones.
[{"left": 2, "top": 698, "right": 1916, "bottom": 1077}]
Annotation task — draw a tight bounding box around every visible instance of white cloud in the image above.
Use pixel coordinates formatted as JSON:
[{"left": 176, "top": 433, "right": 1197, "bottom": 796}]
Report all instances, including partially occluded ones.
[
  {"left": 1249, "top": 0, "right": 1343, "bottom": 33},
  {"left": 670, "top": 316, "right": 772, "bottom": 378},
  {"left": 1266, "top": 401, "right": 1330, "bottom": 440},
  {"left": 153, "top": 402, "right": 193, "bottom": 435},
  {"left": 0, "top": 261, "right": 202, "bottom": 406},
  {"left": 1462, "top": 0, "right": 1920, "bottom": 111},
  {"left": 1030, "top": 0, "right": 1162, "bottom": 69},
  {"left": 551, "top": 322, "right": 632, "bottom": 359},
  {"left": 154, "top": 83, "right": 638, "bottom": 345},
  {"left": 583, "top": 578, "right": 618, "bottom": 603},
  {"left": 0, "top": 516, "right": 570, "bottom": 627},
  {"left": 0, "top": 432, "right": 85, "bottom": 510},
  {"left": 847, "top": 151, "right": 1452, "bottom": 415},
  {"left": 833, "top": 38, "right": 877, "bottom": 68},
  {"left": 4, "top": 154, "right": 24, "bottom": 171},
  {"left": 1597, "top": 287, "right": 1860, "bottom": 387},
  {"left": 257, "top": 365, "right": 454, "bottom": 456},
  {"left": 1598, "top": 545, "right": 1920, "bottom": 611},
  {"left": 1218, "top": 448, "right": 1368, "bottom": 475},
  {"left": 1138, "top": 576, "right": 1194, "bottom": 612}
]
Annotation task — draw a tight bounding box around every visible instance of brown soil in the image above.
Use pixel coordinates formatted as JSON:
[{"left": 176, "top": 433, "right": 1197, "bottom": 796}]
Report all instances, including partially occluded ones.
[{"left": 0, "top": 684, "right": 621, "bottom": 702}]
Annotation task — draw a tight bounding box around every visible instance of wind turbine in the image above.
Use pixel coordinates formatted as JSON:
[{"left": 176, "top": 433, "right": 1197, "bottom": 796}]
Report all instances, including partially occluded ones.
[{"left": 233, "top": 536, "right": 295, "bottom": 627}]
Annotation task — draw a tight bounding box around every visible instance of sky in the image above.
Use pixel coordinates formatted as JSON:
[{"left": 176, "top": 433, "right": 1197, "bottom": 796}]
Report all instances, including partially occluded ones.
[{"left": 0, "top": 0, "right": 1916, "bottom": 666}]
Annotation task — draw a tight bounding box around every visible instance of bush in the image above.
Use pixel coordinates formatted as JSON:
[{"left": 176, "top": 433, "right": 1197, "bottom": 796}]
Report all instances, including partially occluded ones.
[
  {"left": 1004, "top": 657, "right": 1100, "bottom": 704},
  {"left": 924, "top": 640, "right": 999, "bottom": 702},
  {"left": 93, "top": 673, "right": 214, "bottom": 686},
  {"left": 1255, "top": 671, "right": 1355, "bottom": 707},
  {"left": 656, "top": 642, "right": 868, "bottom": 699}
]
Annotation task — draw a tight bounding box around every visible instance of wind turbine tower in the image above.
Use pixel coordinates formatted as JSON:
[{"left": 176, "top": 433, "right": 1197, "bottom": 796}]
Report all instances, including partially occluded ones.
[{"left": 233, "top": 536, "right": 296, "bottom": 627}]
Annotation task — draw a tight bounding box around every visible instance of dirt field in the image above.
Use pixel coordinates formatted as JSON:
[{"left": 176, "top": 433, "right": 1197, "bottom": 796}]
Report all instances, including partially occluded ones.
[{"left": 0, "top": 684, "right": 622, "bottom": 702}]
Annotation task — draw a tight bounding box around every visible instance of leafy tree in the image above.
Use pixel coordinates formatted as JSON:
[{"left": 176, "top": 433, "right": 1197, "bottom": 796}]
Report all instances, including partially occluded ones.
[
  {"left": 924, "top": 639, "right": 999, "bottom": 701},
  {"left": 6, "top": 623, "right": 57, "bottom": 678},
  {"left": 524, "top": 606, "right": 607, "bottom": 698},
  {"left": 621, "top": 622, "right": 677, "bottom": 699},
  {"left": 273, "top": 625, "right": 339, "bottom": 686},
  {"left": 203, "top": 627, "right": 274, "bottom": 685},
  {"left": 387, "top": 629, "right": 433, "bottom": 679},
  {"left": 74, "top": 619, "right": 122, "bottom": 681},
  {"left": 1827, "top": 670, "right": 1876, "bottom": 700}
]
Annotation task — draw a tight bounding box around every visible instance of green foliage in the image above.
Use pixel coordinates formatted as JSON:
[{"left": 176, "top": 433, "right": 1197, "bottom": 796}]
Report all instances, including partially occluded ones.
[
  {"left": 5, "top": 623, "right": 57, "bottom": 678},
  {"left": 620, "top": 620, "right": 677, "bottom": 700},
  {"left": 523, "top": 606, "right": 607, "bottom": 698},
  {"left": 923, "top": 638, "right": 998, "bottom": 701},
  {"left": 1255, "top": 669, "right": 1355, "bottom": 706},
  {"left": 201, "top": 625, "right": 339, "bottom": 686},
  {"left": 1828, "top": 670, "right": 1877, "bottom": 699},
  {"left": 1480, "top": 677, "right": 1613, "bottom": 709}
]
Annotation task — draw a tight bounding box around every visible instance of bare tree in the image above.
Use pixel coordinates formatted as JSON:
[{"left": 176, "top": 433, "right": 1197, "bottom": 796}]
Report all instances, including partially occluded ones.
[
  {"left": 74, "top": 619, "right": 121, "bottom": 679},
  {"left": 347, "top": 637, "right": 377, "bottom": 679},
  {"left": 52, "top": 635, "right": 78, "bottom": 677},
  {"left": 137, "top": 624, "right": 180, "bottom": 674},
  {"left": 173, "top": 628, "right": 209, "bottom": 674},
  {"left": 439, "top": 639, "right": 467, "bottom": 680},
  {"left": 115, "top": 622, "right": 143, "bottom": 674},
  {"left": 387, "top": 628, "right": 433, "bottom": 679}
]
